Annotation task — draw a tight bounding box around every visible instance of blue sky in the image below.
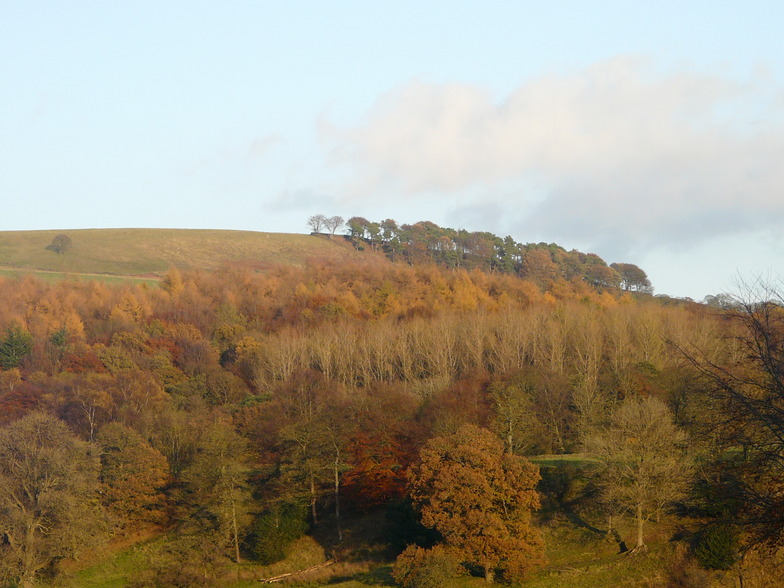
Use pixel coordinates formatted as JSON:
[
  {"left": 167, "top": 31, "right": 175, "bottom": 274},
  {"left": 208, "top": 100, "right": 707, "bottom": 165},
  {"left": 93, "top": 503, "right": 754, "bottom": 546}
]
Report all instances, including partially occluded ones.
[{"left": 2, "top": 1, "right": 784, "bottom": 300}]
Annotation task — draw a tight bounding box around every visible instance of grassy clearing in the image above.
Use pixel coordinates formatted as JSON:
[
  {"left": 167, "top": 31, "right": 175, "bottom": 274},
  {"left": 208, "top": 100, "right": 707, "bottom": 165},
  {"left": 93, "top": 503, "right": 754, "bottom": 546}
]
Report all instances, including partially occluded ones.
[
  {"left": 0, "top": 228, "right": 375, "bottom": 279},
  {"left": 53, "top": 459, "right": 714, "bottom": 587},
  {"left": 56, "top": 513, "right": 703, "bottom": 587},
  {"left": 0, "top": 267, "right": 160, "bottom": 286},
  {"left": 530, "top": 453, "right": 599, "bottom": 469},
  {"left": 54, "top": 531, "right": 169, "bottom": 587},
  {"left": 526, "top": 512, "right": 678, "bottom": 588}
]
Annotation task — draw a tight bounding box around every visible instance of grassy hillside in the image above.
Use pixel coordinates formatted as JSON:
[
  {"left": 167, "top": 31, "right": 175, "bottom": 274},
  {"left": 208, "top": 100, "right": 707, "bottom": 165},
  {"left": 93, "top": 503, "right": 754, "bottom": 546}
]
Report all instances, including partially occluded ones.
[{"left": 0, "top": 228, "right": 373, "bottom": 279}]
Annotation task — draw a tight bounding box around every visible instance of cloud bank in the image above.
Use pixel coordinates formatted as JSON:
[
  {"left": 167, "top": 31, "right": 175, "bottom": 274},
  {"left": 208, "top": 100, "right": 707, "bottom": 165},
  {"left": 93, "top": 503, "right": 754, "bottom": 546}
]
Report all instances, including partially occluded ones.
[{"left": 325, "top": 58, "right": 784, "bottom": 257}]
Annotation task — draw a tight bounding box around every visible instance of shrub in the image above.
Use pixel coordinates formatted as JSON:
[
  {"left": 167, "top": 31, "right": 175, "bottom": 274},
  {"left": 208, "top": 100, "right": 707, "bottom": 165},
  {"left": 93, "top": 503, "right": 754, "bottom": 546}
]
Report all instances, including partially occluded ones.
[
  {"left": 392, "top": 544, "right": 463, "bottom": 588},
  {"left": 245, "top": 502, "right": 309, "bottom": 565},
  {"left": 694, "top": 523, "right": 738, "bottom": 570}
]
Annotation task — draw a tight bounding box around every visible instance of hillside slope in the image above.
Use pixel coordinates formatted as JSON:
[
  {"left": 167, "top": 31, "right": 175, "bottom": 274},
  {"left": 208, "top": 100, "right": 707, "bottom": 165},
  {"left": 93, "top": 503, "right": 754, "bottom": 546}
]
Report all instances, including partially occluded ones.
[{"left": 0, "top": 228, "right": 375, "bottom": 277}]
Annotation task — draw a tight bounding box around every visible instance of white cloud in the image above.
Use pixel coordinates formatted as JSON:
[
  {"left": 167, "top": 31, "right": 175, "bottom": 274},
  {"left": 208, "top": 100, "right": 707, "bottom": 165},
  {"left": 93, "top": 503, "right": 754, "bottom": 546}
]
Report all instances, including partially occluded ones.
[{"left": 324, "top": 57, "right": 784, "bottom": 257}]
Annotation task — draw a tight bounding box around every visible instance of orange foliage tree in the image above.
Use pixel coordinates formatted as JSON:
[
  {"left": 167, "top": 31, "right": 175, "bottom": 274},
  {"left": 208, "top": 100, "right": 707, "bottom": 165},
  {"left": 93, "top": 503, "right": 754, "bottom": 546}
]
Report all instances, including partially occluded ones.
[
  {"left": 407, "top": 424, "right": 545, "bottom": 584},
  {"left": 97, "top": 422, "right": 170, "bottom": 527}
]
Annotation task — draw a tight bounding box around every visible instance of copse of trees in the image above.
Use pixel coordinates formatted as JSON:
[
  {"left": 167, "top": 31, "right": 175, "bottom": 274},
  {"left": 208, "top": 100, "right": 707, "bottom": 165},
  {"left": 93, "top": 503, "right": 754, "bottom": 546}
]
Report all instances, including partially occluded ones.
[
  {"left": 308, "top": 214, "right": 344, "bottom": 237},
  {"left": 311, "top": 214, "right": 652, "bottom": 293}
]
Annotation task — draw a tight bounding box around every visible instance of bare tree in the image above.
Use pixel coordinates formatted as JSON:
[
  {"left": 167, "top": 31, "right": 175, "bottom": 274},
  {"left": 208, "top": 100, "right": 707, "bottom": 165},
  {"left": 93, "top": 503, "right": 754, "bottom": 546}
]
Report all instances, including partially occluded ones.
[
  {"left": 681, "top": 279, "right": 784, "bottom": 548},
  {"left": 307, "top": 214, "right": 327, "bottom": 233},
  {"left": 585, "top": 396, "right": 693, "bottom": 553},
  {"left": 323, "top": 215, "right": 344, "bottom": 237}
]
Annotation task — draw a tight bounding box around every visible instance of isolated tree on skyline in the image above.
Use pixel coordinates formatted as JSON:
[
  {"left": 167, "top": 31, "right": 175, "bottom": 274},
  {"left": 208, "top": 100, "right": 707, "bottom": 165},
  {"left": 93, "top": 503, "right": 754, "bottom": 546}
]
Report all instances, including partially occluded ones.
[
  {"left": 45, "top": 233, "right": 72, "bottom": 255},
  {"left": 324, "top": 215, "right": 344, "bottom": 237},
  {"left": 307, "top": 214, "right": 327, "bottom": 233}
]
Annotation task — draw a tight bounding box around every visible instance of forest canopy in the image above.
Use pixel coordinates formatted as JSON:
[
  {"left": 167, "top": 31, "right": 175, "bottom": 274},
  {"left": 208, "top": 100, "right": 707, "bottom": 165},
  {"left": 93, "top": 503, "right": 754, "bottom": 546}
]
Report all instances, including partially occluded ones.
[{"left": 0, "top": 251, "right": 777, "bottom": 585}]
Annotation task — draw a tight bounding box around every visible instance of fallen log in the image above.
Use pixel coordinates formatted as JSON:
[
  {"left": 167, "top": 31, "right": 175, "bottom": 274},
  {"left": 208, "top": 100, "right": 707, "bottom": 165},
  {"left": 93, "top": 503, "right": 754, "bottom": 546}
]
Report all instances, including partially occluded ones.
[{"left": 261, "top": 560, "right": 335, "bottom": 583}]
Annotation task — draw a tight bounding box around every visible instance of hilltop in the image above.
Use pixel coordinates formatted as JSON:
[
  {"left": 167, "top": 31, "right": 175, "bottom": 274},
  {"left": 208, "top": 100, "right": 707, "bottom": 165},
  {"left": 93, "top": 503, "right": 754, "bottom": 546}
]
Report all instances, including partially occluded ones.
[{"left": 0, "top": 228, "right": 375, "bottom": 280}]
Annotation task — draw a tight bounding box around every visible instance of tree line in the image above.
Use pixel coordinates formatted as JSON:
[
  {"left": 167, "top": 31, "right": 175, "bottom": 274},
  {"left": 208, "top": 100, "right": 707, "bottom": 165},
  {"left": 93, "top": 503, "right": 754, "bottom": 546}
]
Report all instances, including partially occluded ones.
[{"left": 308, "top": 214, "right": 652, "bottom": 293}]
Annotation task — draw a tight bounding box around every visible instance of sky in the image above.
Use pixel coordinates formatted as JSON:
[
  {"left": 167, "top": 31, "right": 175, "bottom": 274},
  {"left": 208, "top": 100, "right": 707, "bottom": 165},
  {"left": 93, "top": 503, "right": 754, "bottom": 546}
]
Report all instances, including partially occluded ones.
[{"left": 2, "top": 1, "right": 784, "bottom": 300}]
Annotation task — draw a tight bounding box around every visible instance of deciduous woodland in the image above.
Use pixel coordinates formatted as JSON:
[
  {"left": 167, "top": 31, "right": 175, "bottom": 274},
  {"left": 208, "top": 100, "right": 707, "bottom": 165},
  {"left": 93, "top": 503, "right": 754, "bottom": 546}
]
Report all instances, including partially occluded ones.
[{"left": 0, "top": 254, "right": 783, "bottom": 586}]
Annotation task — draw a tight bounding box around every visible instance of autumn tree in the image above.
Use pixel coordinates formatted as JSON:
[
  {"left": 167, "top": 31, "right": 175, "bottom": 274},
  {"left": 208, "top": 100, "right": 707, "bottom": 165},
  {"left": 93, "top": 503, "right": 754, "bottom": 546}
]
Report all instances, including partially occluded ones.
[
  {"left": 276, "top": 377, "right": 354, "bottom": 543},
  {"left": 585, "top": 396, "right": 693, "bottom": 552},
  {"left": 406, "top": 424, "right": 545, "bottom": 583},
  {"left": 276, "top": 371, "right": 333, "bottom": 526},
  {"left": 611, "top": 262, "right": 652, "bottom": 293},
  {"left": 346, "top": 216, "right": 371, "bottom": 240},
  {"left": 181, "top": 421, "right": 253, "bottom": 564},
  {"left": 585, "top": 263, "right": 621, "bottom": 290},
  {"left": 521, "top": 248, "right": 560, "bottom": 287},
  {"left": 488, "top": 376, "right": 541, "bottom": 456},
  {"left": 97, "top": 422, "right": 170, "bottom": 527},
  {"left": 0, "top": 412, "right": 106, "bottom": 588},
  {"left": 53, "top": 372, "right": 115, "bottom": 442}
]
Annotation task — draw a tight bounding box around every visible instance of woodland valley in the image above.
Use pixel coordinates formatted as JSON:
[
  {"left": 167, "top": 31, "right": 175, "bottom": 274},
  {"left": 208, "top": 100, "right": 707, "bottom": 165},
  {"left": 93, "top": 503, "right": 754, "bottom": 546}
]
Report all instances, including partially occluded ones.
[{"left": 0, "top": 223, "right": 783, "bottom": 587}]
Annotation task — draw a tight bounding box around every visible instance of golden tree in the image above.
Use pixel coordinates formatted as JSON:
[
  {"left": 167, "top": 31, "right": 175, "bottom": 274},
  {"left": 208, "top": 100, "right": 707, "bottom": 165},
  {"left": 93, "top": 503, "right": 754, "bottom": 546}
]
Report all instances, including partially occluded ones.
[
  {"left": 585, "top": 396, "right": 693, "bottom": 552},
  {"left": 97, "top": 422, "right": 170, "bottom": 527},
  {"left": 0, "top": 412, "right": 106, "bottom": 587},
  {"left": 407, "top": 424, "right": 545, "bottom": 584}
]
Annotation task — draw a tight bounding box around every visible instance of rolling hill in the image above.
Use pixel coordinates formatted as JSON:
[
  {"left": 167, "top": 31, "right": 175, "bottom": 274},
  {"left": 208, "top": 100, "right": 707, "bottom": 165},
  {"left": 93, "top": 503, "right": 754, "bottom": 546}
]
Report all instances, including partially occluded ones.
[{"left": 0, "top": 228, "right": 375, "bottom": 281}]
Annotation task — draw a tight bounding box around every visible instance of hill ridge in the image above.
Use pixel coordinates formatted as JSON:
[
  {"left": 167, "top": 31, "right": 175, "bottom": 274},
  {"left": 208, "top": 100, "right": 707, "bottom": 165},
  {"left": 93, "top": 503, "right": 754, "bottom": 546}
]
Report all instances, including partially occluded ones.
[{"left": 0, "top": 228, "right": 371, "bottom": 278}]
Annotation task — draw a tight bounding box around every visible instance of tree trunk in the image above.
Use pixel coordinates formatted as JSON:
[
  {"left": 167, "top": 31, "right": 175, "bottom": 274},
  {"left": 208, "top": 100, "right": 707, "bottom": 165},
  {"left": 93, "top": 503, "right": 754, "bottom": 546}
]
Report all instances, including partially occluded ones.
[
  {"left": 23, "top": 524, "right": 38, "bottom": 588},
  {"left": 334, "top": 458, "right": 342, "bottom": 543},
  {"left": 635, "top": 503, "right": 645, "bottom": 549},
  {"left": 507, "top": 419, "right": 514, "bottom": 454},
  {"left": 231, "top": 495, "right": 241, "bottom": 564},
  {"left": 484, "top": 566, "right": 494, "bottom": 583},
  {"left": 310, "top": 473, "right": 318, "bottom": 525}
]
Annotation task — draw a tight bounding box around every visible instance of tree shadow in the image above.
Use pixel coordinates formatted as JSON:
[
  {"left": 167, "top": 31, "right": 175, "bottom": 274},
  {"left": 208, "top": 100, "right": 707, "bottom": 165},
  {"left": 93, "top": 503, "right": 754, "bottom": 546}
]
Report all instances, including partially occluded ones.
[
  {"left": 326, "top": 565, "right": 395, "bottom": 586},
  {"left": 538, "top": 462, "right": 632, "bottom": 554}
]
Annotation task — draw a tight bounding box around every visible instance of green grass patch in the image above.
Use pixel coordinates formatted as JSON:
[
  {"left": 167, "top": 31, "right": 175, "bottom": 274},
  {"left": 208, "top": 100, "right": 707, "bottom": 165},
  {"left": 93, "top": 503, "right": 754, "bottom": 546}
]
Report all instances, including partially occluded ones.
[
  {"left": 55, "top": 533, "right": 168, "bottom": 587},
  {"left": 0, "top": 267, "right": 160, "bottom": 286},
  {"left": 530, "top": 453, "right": 599, "bottom": 469}
]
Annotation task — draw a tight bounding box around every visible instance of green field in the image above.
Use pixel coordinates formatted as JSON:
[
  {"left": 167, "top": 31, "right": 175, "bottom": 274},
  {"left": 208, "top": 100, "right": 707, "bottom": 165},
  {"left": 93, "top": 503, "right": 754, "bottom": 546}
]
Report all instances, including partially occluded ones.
[{"left": 0, "top": 228, "right": 372, "bottom": 281}]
